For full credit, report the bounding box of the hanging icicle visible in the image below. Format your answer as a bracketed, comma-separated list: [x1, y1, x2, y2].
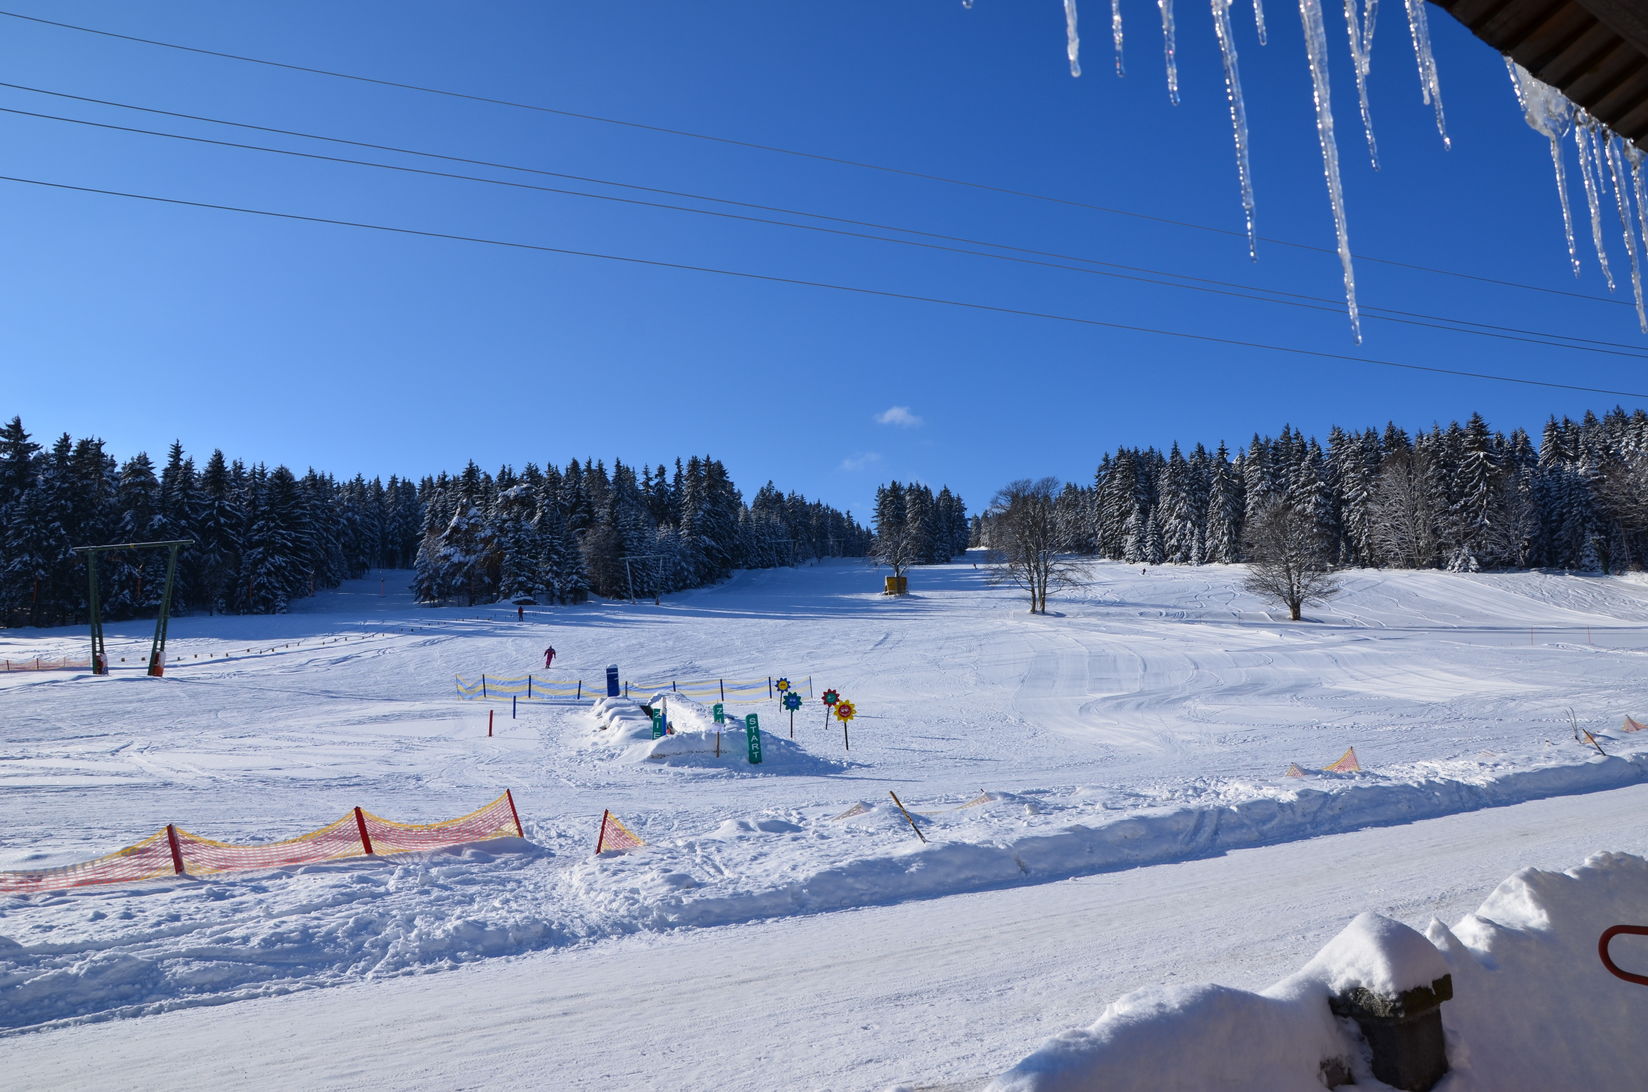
[1298, 0, 1360, 339]
[1065, 0, 1083, 76]
[1628, 145, 1648, 276]
[1211, 0, 1258, 257]
[1343, 0, 1380, 169]
[1574, 117, 1617, 292]
[1401, 0, 1448, 148]
[1112, 0, 1126, 75]
[1604, 133, 1648, 332]
[1160, 0, 1181, 104]
[1507, 61, 1581, 279]
[1252, 0, 1268, 46]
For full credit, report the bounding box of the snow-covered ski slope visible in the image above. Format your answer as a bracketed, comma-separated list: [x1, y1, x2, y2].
[6, 557, 1648, 1070]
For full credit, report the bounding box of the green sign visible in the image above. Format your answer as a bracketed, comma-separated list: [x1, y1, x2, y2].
[651, 708, 665, 739]
[745, 713, 763, 765]
[713, 702, 725, 724]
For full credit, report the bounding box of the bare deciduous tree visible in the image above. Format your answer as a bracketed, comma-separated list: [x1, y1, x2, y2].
[1242, 498, 1340, 621]
[1369, 447, 1438, 568]
[983, 477, 1083, 613]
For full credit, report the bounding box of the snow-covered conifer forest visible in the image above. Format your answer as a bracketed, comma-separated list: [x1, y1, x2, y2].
[975, 407, 1648, 577]
[0, 415, 869, 627]
[10, 405, 1648, 633]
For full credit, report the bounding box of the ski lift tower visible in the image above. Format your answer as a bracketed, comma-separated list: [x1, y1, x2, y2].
[72, 539, 192, 676]
[621, 553, 670, 604]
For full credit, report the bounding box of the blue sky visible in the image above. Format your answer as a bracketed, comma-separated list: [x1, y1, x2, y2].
[2, 1, 1643, 521]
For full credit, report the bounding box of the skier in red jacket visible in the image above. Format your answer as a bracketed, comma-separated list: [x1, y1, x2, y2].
[543, 646, 556, 669]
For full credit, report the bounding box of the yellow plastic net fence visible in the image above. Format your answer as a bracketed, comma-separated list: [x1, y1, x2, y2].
[0, 792, 524, 896]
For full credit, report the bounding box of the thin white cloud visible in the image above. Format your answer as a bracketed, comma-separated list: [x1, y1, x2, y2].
[839, 452, 883, 471]
[875, 406, 923, 428]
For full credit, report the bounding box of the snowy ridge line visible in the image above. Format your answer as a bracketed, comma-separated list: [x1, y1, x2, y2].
[580, 751, 1648, 936]
[0, 793, 524, 896]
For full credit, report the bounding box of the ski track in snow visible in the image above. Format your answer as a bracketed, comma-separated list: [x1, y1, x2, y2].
[5, 558, 1648, 1040]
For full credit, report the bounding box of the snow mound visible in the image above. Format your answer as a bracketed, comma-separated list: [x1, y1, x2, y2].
[989, 853, 1648, 1091]
[586, 693, 846, 774]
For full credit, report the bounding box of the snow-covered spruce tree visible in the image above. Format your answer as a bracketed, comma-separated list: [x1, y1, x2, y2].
[902, 483, 937, 564]
[194, 449, 242, 614]
[1157, 445, 1198, 564]
[1204, 444, 1245, 563]
[493, 484, 545, 603]
[1330, 427, 1381, 567]
[103, 452, 164, 619]
[240, 465, 312, 613]
[871, 481, 918, 579]
[1054, 482, 1094, 556]
[935, 486, 970, 559]
[0, 417, 48, 627]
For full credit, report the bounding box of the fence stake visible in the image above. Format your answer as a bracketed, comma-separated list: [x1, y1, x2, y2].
[488, 708, 495, 737]
[354, 807, 375, 855]
[720, 679, 726, 701]
[888, 792, 927, 843]
[595, 809, 611, 854]
[528, 675, 533, 699]
[505, 789, 524, 837]
[482, 674, 488, 698]
[512, 695, 517, 719]
[577, 678, 582, 700]
[768, 676, 773, 699]
[165, 824, 186, 874]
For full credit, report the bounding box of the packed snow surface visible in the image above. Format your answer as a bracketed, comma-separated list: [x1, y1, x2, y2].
[6, 557, 1648, 1087]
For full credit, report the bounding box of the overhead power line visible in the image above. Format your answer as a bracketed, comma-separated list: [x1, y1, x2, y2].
[0, 7, 1626, 309]
[3, 170, 1643, 400]
[2, 90, 1641, 359]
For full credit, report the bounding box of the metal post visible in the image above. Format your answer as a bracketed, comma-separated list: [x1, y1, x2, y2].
[148, 542, 182, 676]
[86, 552, 106, 674]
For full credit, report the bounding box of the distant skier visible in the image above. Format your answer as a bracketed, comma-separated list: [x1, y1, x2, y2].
[517, 605, 524, 621]
[543, 646, 556, 669]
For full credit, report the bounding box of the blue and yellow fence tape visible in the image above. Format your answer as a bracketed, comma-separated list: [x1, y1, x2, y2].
[455, 673, 813, 704]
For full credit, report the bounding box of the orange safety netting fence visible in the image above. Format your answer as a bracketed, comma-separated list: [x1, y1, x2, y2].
[0, 792, 524, 896]
[594, 809, 645, 853]
[3, 655, 91, 672]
